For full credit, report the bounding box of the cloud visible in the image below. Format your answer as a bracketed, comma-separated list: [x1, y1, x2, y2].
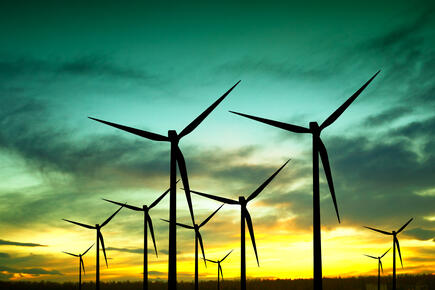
[364, 107, 413, 127]
[107, 247, 173, 255]
[403, 228, 435, 241]
[0, 55, 156, 83]
[0, 266, 61, 276]
[0, 239, 46, 247]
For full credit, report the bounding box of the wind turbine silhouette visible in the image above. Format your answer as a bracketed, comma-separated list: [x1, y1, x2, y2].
[103, 183, 176, 290]
[161, 204, 224, 290]
[191, 159, 289, 290]
[88, 81, 239, 289]
[229, 71, 380, 290]
[364, 248, 390, 290]
[63, 244, 94, 290]
[204, 250, 233, 290]
[63, 205, 124, 290]
[364, 218, 413, 290]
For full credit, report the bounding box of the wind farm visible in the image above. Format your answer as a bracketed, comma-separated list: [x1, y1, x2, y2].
[1, 1, 435, 289]
[63, 205, 125, 290]
[102, 182, 176, 290]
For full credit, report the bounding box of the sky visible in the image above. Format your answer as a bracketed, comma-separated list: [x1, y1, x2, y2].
[0, 0, 434, 282]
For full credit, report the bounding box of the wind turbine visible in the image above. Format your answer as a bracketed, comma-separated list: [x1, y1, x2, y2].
[204, 250, 233, 290]
[191, 159, 289, 290]
[88, 81, 240, 289]
[103, 183, 177, 290]
[62, 244, 94, 290]
[229, 71, 380, 290]
[63, 205, 124, 290]
[364, 248, 390, 290]
[364, 218, 413, 290]
[161, 204, 224, 290]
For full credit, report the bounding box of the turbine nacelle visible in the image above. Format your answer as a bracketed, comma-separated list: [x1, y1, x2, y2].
[309, 121, 320, 135]
[239, 196, 247, 206]
[96, 224, 100, 229]
[168, 130, 178, 142]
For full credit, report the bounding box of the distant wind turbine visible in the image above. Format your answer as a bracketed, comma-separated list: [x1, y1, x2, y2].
[191, 159, 289, 290]
[162, 204, 224, 290]
[205, 250, 233, 290]
[63, 205, 124, 290]
[89, 81, 240, 289]
[364, 218, 413, 290]
[229, 71, 380, 290]
[364, 248, 390, 290]
[62, 244, 94, 290]
[103, 183, 176, 290]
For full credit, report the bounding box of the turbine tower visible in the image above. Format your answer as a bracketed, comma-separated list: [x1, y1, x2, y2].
[63, 205, 124, 290]
[229, 71, 380, 290]
[364, 218, 413, 290]
[162, 204, 223, 290]
[62, 244, 94, 290]
[205, 250, 233, 290]
[364, 248, 390, 290]
[103, 183, 176, 290]
[191, 159, 289, 290]
[88, 81, 239, 289]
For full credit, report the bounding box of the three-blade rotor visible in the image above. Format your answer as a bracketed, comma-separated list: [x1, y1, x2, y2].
[89, 82, 240, 226]
[230, 72, 380, 223]
[364, 218, 413, 268]
[63, 205, 124, 268]
[191, 160, 289, 266]
[160, 204, 224, 265]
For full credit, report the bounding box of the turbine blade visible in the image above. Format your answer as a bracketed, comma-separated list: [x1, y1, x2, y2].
[175, 146, 195, 225]
[363, 254, 377, 259]
[247, 159, 290, 202]
[88, 117, 169, 142]
[320, 71, 380, 130]
[205, 258, 218, 263]
[147, 214, 158, 257]
[63, 251, 79, 257]
[244, 208, 259, 266]
[103, 198, 142, 211]
[363, 226, 392, 235]
[149, 180, 180, 209]
[82, 243, 94, 256]
[98, 231, 108, 268]
[101, 204, 124, 227]
[219, 264, 223, 280]
[199, 204, 224, 228]
[230, 111, 310, 133]
[380, 260, 383, 273]
[197, 231, 207, 267]
[190, 189, 238, 205]
[62, 219, 95, 230]
[397, 218, 413, 233]
[381, 248, 391, 258]
[395, 237, 403, 268]
[178, 81, 240, 138]
[160, 218, 194, 229]
[318, 138, 340, 223]
[221, 249, 233, 262]
[80, 257, 85, 274]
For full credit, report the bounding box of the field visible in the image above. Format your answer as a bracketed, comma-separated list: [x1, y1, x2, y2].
[1, 275, 434, 290]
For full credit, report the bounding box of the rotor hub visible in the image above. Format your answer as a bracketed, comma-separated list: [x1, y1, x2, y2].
[309, 121, 320, 136]
[168, 130, 178, 142]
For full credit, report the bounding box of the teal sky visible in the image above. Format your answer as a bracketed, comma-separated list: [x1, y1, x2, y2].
[0, 0, 434, 282]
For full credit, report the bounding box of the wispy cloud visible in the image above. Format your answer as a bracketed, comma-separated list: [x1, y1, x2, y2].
[0, 239, 46, 247]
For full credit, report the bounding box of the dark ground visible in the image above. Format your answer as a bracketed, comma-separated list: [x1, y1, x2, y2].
[0, 275, 434, 290]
